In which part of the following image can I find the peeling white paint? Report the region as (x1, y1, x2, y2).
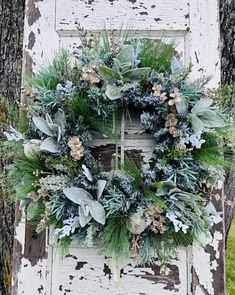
(55, 0, 190, 33)
(192, 234, 214, 294)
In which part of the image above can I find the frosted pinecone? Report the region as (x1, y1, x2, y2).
(68, 136, 84, 161)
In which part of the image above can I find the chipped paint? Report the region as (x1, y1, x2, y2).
(44, 245, 189, 294)
(27, 0, 41, 26)
(55, 0, 190, 33)
(28, 31, 36, 50)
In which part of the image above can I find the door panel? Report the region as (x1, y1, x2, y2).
(55, 0, 190, 32)
(12, 0, 224, 294)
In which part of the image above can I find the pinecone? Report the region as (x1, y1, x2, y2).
(68, 137, 84, 161)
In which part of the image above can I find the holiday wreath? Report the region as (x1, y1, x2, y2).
(2, 30, 232, 276)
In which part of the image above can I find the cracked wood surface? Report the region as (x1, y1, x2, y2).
(0, 1, 25, 295)
(12, 0, 224, 294)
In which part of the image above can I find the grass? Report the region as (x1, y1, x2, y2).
(226, 216, 235, 294)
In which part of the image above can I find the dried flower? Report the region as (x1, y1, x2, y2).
(204, 88, 213, 97)
(169, 126, 178, 137)
(80, 63, 100, 84)
(27, 191, 40, 202)
(160, 92, 168, 103)
(152, 84, 162, 97)
(37, 188, 49, 198)
(168, 88, 182, 106)
(146, 205, 166, 234)
(36, 203, 53, 232)
(165, 113, 178, 128)
(152, 84, 168, 103)
(131, 235, 140, 265)
(68, 137, 84, 161)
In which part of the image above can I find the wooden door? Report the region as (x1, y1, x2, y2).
(12, 1, 224, 295)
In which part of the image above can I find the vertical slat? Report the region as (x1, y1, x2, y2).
(189, 1, 225, 294)
(189, 0, 221, 86)
(12, 0, 60, 294)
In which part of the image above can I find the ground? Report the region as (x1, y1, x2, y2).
(226, 217, 235, 294)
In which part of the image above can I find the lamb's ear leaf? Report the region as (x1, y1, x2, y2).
(116, 45, 134, 65)
(105, 84, 122, 100)
(97, 180, 107, 199)
(89, 201, 106, 225)
(122, 67, 151, 81)
(40, 137, 59, 153)
(190, 114, 204, 133)
(54, 109, 66, 127)
(45, 113, 53, 124)
(32, 117, 54, 136)
(98, 65, 121, 83)
(57, 126, 62, 142)
(175, 97, 188, 114)
(63, 187, 93, 205)
(79, 207, 92, 227)
(198, 110, 225, 127)
(191, 98, 213, 114)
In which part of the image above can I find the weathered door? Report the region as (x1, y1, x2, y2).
(12, 1, 224, 295)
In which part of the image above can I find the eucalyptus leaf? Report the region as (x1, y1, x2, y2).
(40, 137, 59, 153)
(63, 187, 93, 205)
(122, 67, 150, 81)
(32, 117, 54, 136)
(116, 45, 134, 65)
(98, 65, 121, 83)
(97, 180, 107, 199)
(89, 200, 106, 225)
(190, 114, 204, 132)
(79, 206, 92, 227)
(191, 98, 213, 114)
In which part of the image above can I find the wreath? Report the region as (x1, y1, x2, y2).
(3, 30, 231, 280)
